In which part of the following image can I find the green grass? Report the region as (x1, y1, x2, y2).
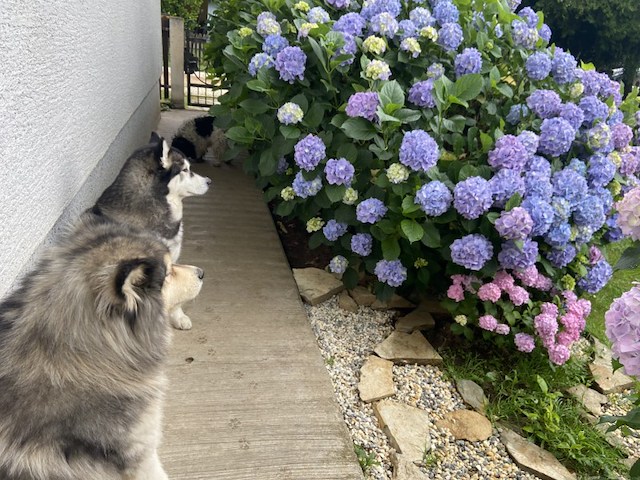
(586, 238, 640, 342)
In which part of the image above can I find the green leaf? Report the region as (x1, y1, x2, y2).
(505, 192, 522, 211)
(458, 164, 479, 181)
(308, 36, 327, 71)
(536, 375, 548, 394)
(341, 118, 377, 141)
(401, 219, 424, 243)
(480, 132, 494, 152)
(275, 201, 295, 217)
(401, 196, 421, 214)
(393, 108, 422, 123)
(495, 83, 514, 98)
(225, 126, 253, 144)
(239, 98, 270, 114)
(379, 80, 405, 109)
(421, 221, 441, 248)
(325, 184, 346, 203)
(454, 74, 483, 101)
(303, 103, 325, 129)
(258, 149, 277, 176)
(630, 458, 640, 478)
(342, 268, 359, 290)
(337, 143, 358, 162)
(381, 237, 401, 260)
(614, 241, 640, 271)
(289, 94, 309, 113)
(246, 79, 270, 92)
(279, 125, 301, 139)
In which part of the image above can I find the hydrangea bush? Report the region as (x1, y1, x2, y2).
(208, 0, 640, 365)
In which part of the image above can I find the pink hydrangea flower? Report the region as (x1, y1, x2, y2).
(548, 343, 571, 365)
(515, 333, 535, 352)
(507, 285, 530, 306)
(447, 284, 465, 302)
(533, 274, 553, 291)
(616, 187, 640, 240)
(514, 265, 539, 287)
(479, 314, 498, 331)
(540, 302, 559, 317)
(605, 286, 640, 376)
(495, 323, 510, 335)
(494, 270, 515, 290)
(589, 246, 603, 265)
(562, 290, 578, 304)
(478, 282, 501, 302)
(534, 313, 558, 348)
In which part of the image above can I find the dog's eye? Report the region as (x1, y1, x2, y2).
(182, 168, 188, 173)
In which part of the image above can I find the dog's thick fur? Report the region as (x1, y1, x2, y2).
(171, 116, 227, 165)
(0, 215, 203, 480)
(89, 135, 210, 329)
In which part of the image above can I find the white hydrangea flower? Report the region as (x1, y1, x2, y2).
(386, 163, 410, 184)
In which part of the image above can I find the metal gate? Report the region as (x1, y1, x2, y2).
(185, 31, 216, 107)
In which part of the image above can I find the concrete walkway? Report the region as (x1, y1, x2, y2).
(156, 109, 363, 480)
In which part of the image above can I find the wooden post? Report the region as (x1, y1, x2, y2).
(169, 16, 185, 109)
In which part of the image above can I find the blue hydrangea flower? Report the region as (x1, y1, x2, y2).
(546, 244, 577, 268)
(329, 255, 348, 274)
(325, 158, 355, 186)
(524, 173, 552, 200)
(568, 158, 587, 176)
(551, 49, 577, 84)
(450, 234, 493, 271)
(433, 1, 459, 25)
(521, 197, 554, 236)
(262, 35, 289, 57)
(538, 23, 551, 43)
(275, 46, 307, 83)
(525, 52, 552, 81)
(579, 95, 610, 127)
(326, 0, 350, 8)
(292, 172, 322, 198)
(294, 134, 325, 171)
(494, 24, 504, 38)
(526, 155, 551, 177)
(551, 196, 572, 224)
(346, 92, 379, 121)
(575, 225, 596, 245)
(506, 104, 529, 124)
(437, 23, 463, 51)
(518, 6, 538, 28)
(454, 48, 482, 77)
(577, 259, 612, 294)
(538, 118, 576, 157)
(605, 214, 625, 242)
(409, 7, 434, 28)
(307, 6, 330, 23)
(489, 169, 525, 208)
(415, 181, 452, 216)
(370, 12, 399, 37)
(498, 239, 538, 269)
(356, 198, 387, 223)
(507, 0, 522, 11)
(600, 78, 622, 105)
(248, 53, 275, 76)
(544, 222, 571, 247)
(323, 219, 348, 241)
(277, 102, 304, 125)
(573, 195, 605, 228)
(488, 135, 530, 171)
(517, 131, 539, 157)
(398, 19, 418, 39)
(399, 130, 439, 172)
(511, 20, 538, 49)
(360, 0, 402, 20)
(526, 89, 562, 119)
(608, 109, 624, 126)
(558, 103, 585, 131)
(427, 63, 445, 79)
(374, 259, 407, 287)
(592, 186, 613, 212)
(453, 176, 493, 220)
(586, 123, 613, 153)
(333, 12, 367, 36)
(257, 12, 281, 36)
(495, 207, 533, 240)
(552, 168, 588, 208)
(351, 233, 373, 256)
(333, 32, 357, 66)
(408, 80, 436, 108)
(276, 157, 288, 175)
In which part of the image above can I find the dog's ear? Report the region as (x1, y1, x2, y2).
(115, 258, 166, 324)
(149, 131, 162, 145)
(152, 139, 172, 170)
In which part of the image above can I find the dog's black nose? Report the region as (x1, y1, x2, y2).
(206, 177, 212, 185)
(197, 268, 205, 280)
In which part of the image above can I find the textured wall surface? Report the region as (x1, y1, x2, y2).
(0, 0, 162, 298)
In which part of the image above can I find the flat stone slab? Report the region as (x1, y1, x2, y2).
(436, 409, 492, 442)
(418, 299, 449, 315)
(359, 355, 396, 403)
(500, 428, 577, 480)
(391, 454, 429, 480)
(349, 286, 376, 306)
(456, 379, 488, 413)
(590, 339, 635, 394)
(338, 290, 359, 313)
(292, 267, 344, 306)
(373, 399, 431, 463)
(374, 331, 443, 366)
(371, 294, 415, 311)
(566, 385, 608, 417)
(395, 304, 436, 333)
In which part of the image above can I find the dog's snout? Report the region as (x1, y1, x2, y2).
(206, 177, 212, 185)
(197, 268, 205, 280)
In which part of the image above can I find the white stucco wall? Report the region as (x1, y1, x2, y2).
(0, 0, 162, 298)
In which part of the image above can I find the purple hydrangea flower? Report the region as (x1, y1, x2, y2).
(524, 173, 552, 200)
(620, 150, 640, 176)
(325, 158, 355, 186)
(526, 89, 562, 119)
(568, 158, 587, 176)
(454, 48, 482, 77)
(506, 104, 529, 124)
(515, 333, 535, 353)
(552, 49, 577, 84)
(605, 286, 640, 376)
(370, 12, 399, 37)
(275, 46, 307, 83)
(360, 0, 401, 20)
(511, 20, 538, 49)
(552, 168, 588, 207)
(276, 157, 288, 175)
(544, 223, 571, 247)
(608, 109, 624, 126)
(498, 239, 538, 269)
(351, 233, 373, 256)
(292, 172, 322, 198)
(518, 131, 539, 156)
(611, 123, 633, 150)
(333, 32, 357, 66)
(262, 34, 289, 56)
(579, 95, 609, 127)
(329, 255, 348, 274)
(538, 118, 576, 157)
(346, 92, 379, 121)
(527, 155, 552, 177)
(586, 123, 613, 153)
(518, 6, 538, 28)
(307, 6, 330, 23)
(323, 219, 348, 241)
(494, 24, 504, 38)
(578, 259, 612, 294)
(374, 259, 407, 287)
(257, 12, 281, 36)
(558, 103, 585, 131)
(333, 12, 367, 36)
(294, 134, 326, 171)
(507, 0, 522, 11)
(409, 7, 434, 28)
(546, 244, 577, 268)
(450, 234, 494, 271)
(326, 0, 350, 8)
(578, 70, 605, 97)
(601, 79, 622, 105)
(408, 80, 436, 108)
(495, 207, 533, 240)
(356, 198, 387, 223)
(437, 22, 463, 52)
(489, 169, 525, 208)
(433, 1, 459, 25)
(398, 19, 417, 39)
(453, 176, 493, 220)
(488, 135, 530, 171)
(248, 53, 275, 76)
(525, 52, 552, 81)
(415, 181, 452, 216)
(605, 214, 625, 242)
(399, 130, 439, 172)
(539, 24, 551, 43)
(427, 63, 445, 79)
(573, 195, 605, 229)
(521, 197, 554, 236)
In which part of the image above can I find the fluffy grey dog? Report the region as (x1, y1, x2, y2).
(0, 215, 203, 480)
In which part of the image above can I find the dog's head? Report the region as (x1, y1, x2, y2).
(150, 133, 212, 198)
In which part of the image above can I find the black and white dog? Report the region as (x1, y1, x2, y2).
(171, 116, 227, 165)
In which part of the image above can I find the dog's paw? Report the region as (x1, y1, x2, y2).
(170, 311, 193, 330)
